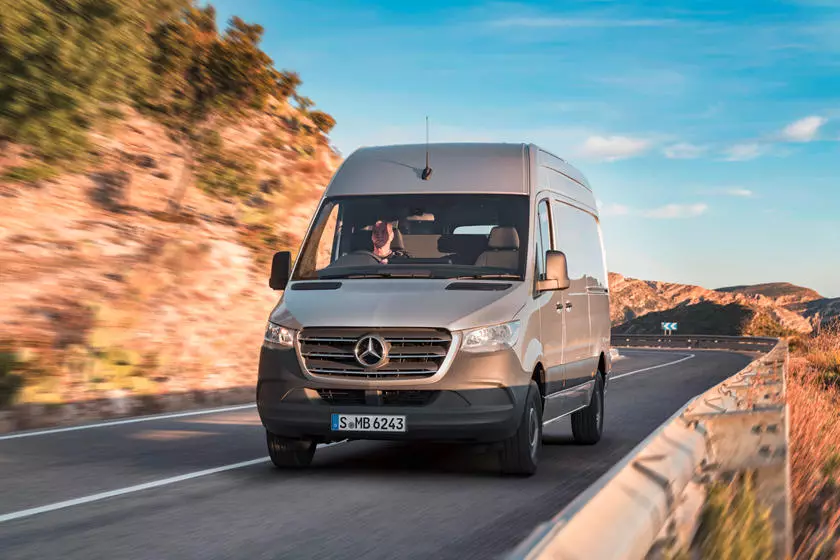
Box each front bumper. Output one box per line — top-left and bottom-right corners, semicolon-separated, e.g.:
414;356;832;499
256;344;531;443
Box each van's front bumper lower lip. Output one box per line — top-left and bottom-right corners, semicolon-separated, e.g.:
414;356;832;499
257;386;526;443
256;345;530;443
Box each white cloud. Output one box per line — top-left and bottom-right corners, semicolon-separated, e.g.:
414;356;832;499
600;202;708;219
780;115;826;142
663;142;707;159
579;135;651;162
642;203;709;219
489;17;677;29
698;187;757;197
725;188;755;197
601;203;631;216
723;143;764;161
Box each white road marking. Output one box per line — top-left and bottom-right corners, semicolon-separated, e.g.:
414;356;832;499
0;457;267;523
0;404;257;441
542;405;587;427
0;441;347;524
541;352;696;426
0;351;697;523
611;353;695;380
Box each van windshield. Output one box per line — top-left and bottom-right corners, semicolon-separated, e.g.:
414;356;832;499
292;194;530;280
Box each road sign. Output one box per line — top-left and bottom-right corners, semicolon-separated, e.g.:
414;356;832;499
661;322;678;334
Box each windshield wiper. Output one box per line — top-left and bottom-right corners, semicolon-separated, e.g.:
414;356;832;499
320;271;433;279
452;273;523;280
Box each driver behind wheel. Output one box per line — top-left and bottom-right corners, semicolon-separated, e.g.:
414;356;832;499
371;220;394;264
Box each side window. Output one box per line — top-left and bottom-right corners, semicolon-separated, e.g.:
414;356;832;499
551;200;581;280
587;217;608;289
552;200;605;287
535;199;552;279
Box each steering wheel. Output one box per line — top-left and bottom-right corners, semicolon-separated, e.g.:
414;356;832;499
389;248;410;259
345;248;410;262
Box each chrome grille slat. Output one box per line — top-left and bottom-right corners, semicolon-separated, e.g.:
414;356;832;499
310;369;436;376
299;337;358;343
298;327;452;380
303;352;355;359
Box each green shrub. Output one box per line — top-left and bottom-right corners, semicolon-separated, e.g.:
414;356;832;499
0;0;178;161
745;312;797;338
823;451;840;486
194;132;257;198
1;0;334;168
2;162;58;184
309;111;336;134
0;350;24;407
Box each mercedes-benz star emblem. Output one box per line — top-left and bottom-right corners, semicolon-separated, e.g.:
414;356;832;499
354;335;388;368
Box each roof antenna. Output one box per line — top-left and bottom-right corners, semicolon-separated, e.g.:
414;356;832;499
421;116;433;180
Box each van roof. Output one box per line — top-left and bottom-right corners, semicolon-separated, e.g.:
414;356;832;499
324;143;590;197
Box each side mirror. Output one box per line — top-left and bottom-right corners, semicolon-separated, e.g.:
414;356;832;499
536;250;571;292
269;251;292;290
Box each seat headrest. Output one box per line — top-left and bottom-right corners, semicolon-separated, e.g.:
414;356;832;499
437;234;455;253
488;226;519;250
391;228;405;251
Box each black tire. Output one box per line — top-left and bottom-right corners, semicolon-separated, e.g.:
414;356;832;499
267;430;316;468
500;380;543;476
571;374;604;445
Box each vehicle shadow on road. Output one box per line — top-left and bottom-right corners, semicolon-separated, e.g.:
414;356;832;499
248;431;624;482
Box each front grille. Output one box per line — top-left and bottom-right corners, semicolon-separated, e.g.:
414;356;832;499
316;389;437;406
298;328;452;379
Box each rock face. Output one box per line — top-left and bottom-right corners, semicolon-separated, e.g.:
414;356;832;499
609;272;834;335
0;104;340;405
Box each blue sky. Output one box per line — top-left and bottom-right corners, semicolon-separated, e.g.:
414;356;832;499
213;0;840;297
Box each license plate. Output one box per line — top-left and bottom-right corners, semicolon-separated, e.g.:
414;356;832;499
331;413;406;432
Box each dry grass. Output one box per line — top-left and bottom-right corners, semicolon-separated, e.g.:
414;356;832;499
692;473;775;560
789;323;840;559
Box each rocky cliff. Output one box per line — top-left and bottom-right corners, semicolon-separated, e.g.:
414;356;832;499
609;272;837;335
0;103;339;405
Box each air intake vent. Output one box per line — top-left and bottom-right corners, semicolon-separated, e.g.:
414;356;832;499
316;389;437;406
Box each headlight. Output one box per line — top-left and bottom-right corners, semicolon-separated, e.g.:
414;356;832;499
264;322;296;346
462;321;521;353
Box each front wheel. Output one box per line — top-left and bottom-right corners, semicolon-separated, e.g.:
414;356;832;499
571;374;604;445
500;381;542;476
267;431;316;468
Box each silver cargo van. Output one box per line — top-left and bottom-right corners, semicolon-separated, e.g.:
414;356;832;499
258;143;611;475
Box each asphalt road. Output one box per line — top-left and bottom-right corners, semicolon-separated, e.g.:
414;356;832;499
0;348;753;560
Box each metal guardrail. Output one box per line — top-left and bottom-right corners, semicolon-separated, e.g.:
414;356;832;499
509;336;791;560
612;333;779;352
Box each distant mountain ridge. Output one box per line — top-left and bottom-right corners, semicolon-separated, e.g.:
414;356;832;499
716;282;823;306
609;273;838;335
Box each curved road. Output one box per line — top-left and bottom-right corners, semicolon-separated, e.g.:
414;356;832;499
0;349;753;560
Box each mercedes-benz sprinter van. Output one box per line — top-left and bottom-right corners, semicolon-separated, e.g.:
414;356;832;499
257;143;611;475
